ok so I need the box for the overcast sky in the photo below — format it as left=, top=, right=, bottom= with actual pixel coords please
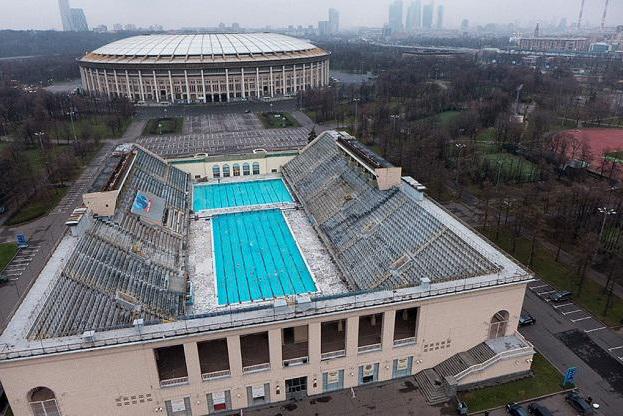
left=1, top=0, right=621, bottom=30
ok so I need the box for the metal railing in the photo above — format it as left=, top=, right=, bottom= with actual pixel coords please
left=393, top=337, right=416, bottom=347
left=321, top=349, right=346, bottom=361
left=358, top=343, right=382, bottom=354
left=159, top=376, right=189, bottom=388
left=201, top=369, right=231, bottom=381
left=242, top=363, right=270, bottom=374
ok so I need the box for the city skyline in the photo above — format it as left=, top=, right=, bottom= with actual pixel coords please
left=1, top=0, right=622, bottom=31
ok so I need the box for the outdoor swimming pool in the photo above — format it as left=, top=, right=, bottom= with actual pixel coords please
left=193, top=178, right=293, bottom=212
left=212, top=209, right=316, bottom=304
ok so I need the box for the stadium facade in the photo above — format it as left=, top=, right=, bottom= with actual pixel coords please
left=0, top=132, right=534, bottom=416
left=78, top=33, right=330, bottom=104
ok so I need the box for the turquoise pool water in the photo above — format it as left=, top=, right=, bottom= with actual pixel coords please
left=212, top=209, right=316, bottom=304
left=193, top=179, right=293, bottom=211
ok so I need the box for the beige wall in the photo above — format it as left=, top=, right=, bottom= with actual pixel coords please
left=0, top=283, right=528, bottom=416
left=171, top=154, right=297, bottom=180
left=82, top=190, right=119, bottom=217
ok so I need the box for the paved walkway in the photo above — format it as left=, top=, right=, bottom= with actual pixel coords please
left=0, top=120, right=146, bottom=331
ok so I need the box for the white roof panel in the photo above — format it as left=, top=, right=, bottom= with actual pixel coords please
left=92, top=33, right=318, bottom=58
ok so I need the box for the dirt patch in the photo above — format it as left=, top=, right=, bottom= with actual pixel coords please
left=399, top=380, right=418, bottom=393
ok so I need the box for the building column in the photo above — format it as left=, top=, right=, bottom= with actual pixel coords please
left=344, top=316, right=360, bottom=388
left=103, top=70, right=111, bottom=98
left=138, top=70, right=145, bottom=101
left=256, top=67, right=260, bottom=97
left=217, top=77, right=222, bottom=101
left=308, top=322, right=321, bottom=364
left=209, top=79, right=214, bottom=102
left=201, top=69, right=207, bottom=103
left=80, top=67, right=89, bottom=93
left=240, top=68, right=246, bottom=99
left=183, top=343, right=202, bottom=385
left=113, top=70, right=120, bottom=96
left=184, top=70, right=191, bottom=104
left=282, top=65, right=286, bottom=95
left=292, top=64, right=297, bottom=92
left=269, top=66, right=274, bottom=97
left=168, top=70, right=174, bottom=102
left=268, top=329, right=285, bottom=403
left=124, top=70, right=131, bottom=99
left=152, top=70, right=160, bottom=103
left=302, top=64, right=306, bottom=92
left=225, top=69, right=230, bottom=101
left=227, top=336, right=246, bottom=410
left=381, top=310, right=396, bottom=381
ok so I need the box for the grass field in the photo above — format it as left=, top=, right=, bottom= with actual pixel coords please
left=0, top=243, right=18, bottom=270
left=5, top=188, right=67, bottom=226
left=54, top=115, right=130, bottom=140
left=143, top=118, right=184, bottom=135
left=484, top=228, right=623, bottom=327
left=436, top=110, right=461, bottom=127
left=258, top=112, right=301, bottom=129
left=483, top=152, right=540, bottom=182
left=459, top=354, right=563, bottom=412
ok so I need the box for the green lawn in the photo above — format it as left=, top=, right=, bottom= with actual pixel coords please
left=258, top=112, right=301, bottom=129
left=436, top=110, right=461, bottom=127
left=0, top=243, right=18, bottom=270
left=483, top=152, right=540, bottom=182
left=53, top=115, right=130, bottom=140
left=459, top=354, right=563, bottom=413
left=5, top=188, right=67, bottom=226
left=143, top=117, right=184, bottom=135
left=484, top=228, right=623, bottom=326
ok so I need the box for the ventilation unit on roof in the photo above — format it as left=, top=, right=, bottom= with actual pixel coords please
left=82, top=330, right=96, bottom=343
left=115, top=291, right=142, bottom=314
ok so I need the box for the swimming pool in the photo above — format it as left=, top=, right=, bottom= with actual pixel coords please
left=212, top=209, right=316, bottom=304
left=193, top=179, right=293, bottom=212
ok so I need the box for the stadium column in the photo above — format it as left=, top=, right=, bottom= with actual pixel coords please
left=89, top=69, right=96, bottom=95
left=184, top=70, right=191, bottom=104
left=302, top=64, right=306, bottom=92
left=256, top=67, right=260, bottom=97
left=310, top=62, right=314, bottom=88
left=113, top=69, right=120, bottom=96
left=152, top=70, right=160, bottom=103
left=125, top=70, right=131, bottom=99
left=168, top=70, right=174, bottom=102
left=200, top=69, right=207, bottom=103
left=103, top=69, right=111, bottom=98
left=281, top=65, right=286, bottom=95
left=240, top=68, right=245, bottom=99
left=80, top=67, right=89, bottom=93
left=209, top=78, right=214, bottom=102
left=225, top=68, right=230, bottom=101
left=138, top=70, right=145, bottom=102
left=293, top=64, right=297, bottom=93
left=269, top=66, right=274, bottom=97
left=94, top=69, right=103, bottom=96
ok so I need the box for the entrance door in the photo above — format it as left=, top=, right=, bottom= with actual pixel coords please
left=285, top=376, right=307, bottom=400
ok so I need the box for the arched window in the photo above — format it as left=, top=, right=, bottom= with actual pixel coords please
left=489, top=310, right=509, bottom=339
left=233, top=163, right=241, bottom=177
left=242, top=163, right=250, bottom=176
left=212, top=165, right=221, bottom=178
left=252, top=162, right=260, bottom=175
left=222, top=164, right=230, bottom=177
left=28, top=386, right=61, bottom=416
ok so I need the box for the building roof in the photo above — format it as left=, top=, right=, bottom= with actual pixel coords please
left=86, top=33, right=322, bottom=62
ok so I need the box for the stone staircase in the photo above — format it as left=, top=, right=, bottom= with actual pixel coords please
left=415, top=342, right=496, bottom=405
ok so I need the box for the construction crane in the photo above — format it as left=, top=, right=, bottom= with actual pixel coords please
left=578, top=0, right=586, bottom=30
left=602, top=0, right=610, bottom=31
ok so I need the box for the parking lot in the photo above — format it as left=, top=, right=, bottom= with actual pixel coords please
left=1, top=243, right=41, bottom=282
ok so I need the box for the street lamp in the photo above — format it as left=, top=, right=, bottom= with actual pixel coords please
left=455, top=143, right=467, bottom=185
left=597, top=207, right=617, bottom=242
left=33, top=131, right=45, bottom=152
left=66, top=110, right=78, bottom=142
left=353, top=98, right=360, bottom=136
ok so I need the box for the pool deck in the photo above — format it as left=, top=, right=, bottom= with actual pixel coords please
left=188, top=207, right=347, bottom=313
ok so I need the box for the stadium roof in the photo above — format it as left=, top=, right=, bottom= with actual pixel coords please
left=89, top=33, right=320, bottom=58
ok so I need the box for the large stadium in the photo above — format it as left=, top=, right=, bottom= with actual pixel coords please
left=0, top=129, right=534, bottom=415
left=78, top=33, right=330, bottom=104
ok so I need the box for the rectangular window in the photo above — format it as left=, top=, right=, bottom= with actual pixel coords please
left=358, top=363, right=379, bottom=385
left=207, top=391, right=231, bottom=413
left=246, top=383, right=270, bottom=406
left=323, top=369, right=345, bottom=392
left=165, top=397, right=192, bottom=416
left=392, top=356, right=413, bottom=379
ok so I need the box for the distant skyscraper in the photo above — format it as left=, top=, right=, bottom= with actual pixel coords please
left=329, top=8, right=340, bottom=34
left=422, top=3, right=434, bottom=29
left=406, top=0, right=422, bottom=32
left=58, top=0, right=72, bottom=31
left=318, top=20, right=330, bottom=36
left=461, top=18, right=469, bottom=31
left=58, top=0, right=88, bottom=31
left=70, top=8, right=89, bottom=31
left=436, top=4, right=444, bottom=29
left=112, top=23, right=123, bottom=32
left=388, top=0, right=404, bottom=34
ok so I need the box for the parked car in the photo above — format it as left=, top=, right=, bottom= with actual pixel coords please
left=548, top=290, right=573, bottom=302
left=565, top=392, right=594, bottom=414
left=506, top=403, right=529, bottom=416
left=528, top=403, right=553, bottom=416
left=519, top=312, right=536, bottom=326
